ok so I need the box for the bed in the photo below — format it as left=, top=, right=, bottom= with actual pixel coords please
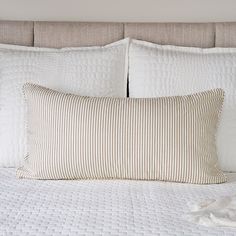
left=1, top=20, right=236, bottom=235
left=0, top=168, right=236, bottom=235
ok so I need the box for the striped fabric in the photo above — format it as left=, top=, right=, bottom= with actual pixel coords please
left=17, top=84, right=226, bottom=184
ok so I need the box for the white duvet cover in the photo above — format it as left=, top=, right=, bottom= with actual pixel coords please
left=185, top=195, right=236, bottom=227
left=1, top=168, right=236, bottom=236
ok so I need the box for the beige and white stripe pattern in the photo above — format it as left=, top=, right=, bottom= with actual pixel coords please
left=17, top=84, right=226, bottom=184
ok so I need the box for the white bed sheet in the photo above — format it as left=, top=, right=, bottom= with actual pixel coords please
left=0, top=168, right=236, bottom=236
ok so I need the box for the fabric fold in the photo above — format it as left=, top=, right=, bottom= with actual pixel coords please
left=185, top=195, right=236, bottom=227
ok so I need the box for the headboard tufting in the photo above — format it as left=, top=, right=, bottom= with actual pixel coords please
left=0, top=21, right=34, bottom=46
left=215, top=22, right=236, bottom=47
left=124, top=23, right=215, bottom=48
left=1, top=20, right=236, bottom=48
left=34, top=22, right=124, bottom=48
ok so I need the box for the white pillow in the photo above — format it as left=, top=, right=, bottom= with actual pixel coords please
left=129, top=39, right=236, bottom=172
left=0, top=39, right=129, bottom=167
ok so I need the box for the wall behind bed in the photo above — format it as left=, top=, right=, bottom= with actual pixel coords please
left=0, top=0, right=236, bottom=22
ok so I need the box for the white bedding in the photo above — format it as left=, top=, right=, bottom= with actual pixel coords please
left=1, top=168, right=236, bottom=236
left=185, top=195, right=236, bottom=227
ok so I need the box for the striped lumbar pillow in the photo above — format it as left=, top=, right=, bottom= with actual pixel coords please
left=17, top=84, right=226, bottom=184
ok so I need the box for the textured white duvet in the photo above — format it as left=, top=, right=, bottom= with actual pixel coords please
left=1, top=168, right=236, bottom=236
left=185, top=195, right=236, bottom=227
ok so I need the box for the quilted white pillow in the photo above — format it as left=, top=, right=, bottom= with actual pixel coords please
left=0, top=39, right=129, bottom=167
left=129, top=39, right=236, bottom=172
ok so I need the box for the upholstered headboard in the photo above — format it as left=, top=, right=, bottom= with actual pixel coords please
left=1, top=21, right=236, bottom=48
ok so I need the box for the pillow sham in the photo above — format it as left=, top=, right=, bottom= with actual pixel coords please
left=0, top=39, right=129, bottom=167
left=129, top=39, right=236, bottom=171
left=17, top=83, right=226, bottom=184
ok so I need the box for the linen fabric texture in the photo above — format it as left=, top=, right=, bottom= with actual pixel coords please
left=17, top=84, right=226, bottom=184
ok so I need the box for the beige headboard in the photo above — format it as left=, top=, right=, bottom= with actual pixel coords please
left=1, top=20, right=236, bottom=48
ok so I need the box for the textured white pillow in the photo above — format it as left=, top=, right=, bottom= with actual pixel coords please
left=0, top=39, right=129, bottom=167
left=129, top=39, right=236, bottom=172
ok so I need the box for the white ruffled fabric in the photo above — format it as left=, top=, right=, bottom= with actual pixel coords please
left=185, top=195, right=236, bottom=227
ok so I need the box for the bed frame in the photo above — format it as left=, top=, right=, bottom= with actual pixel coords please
left=0, top=21, right=236, bottom=48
